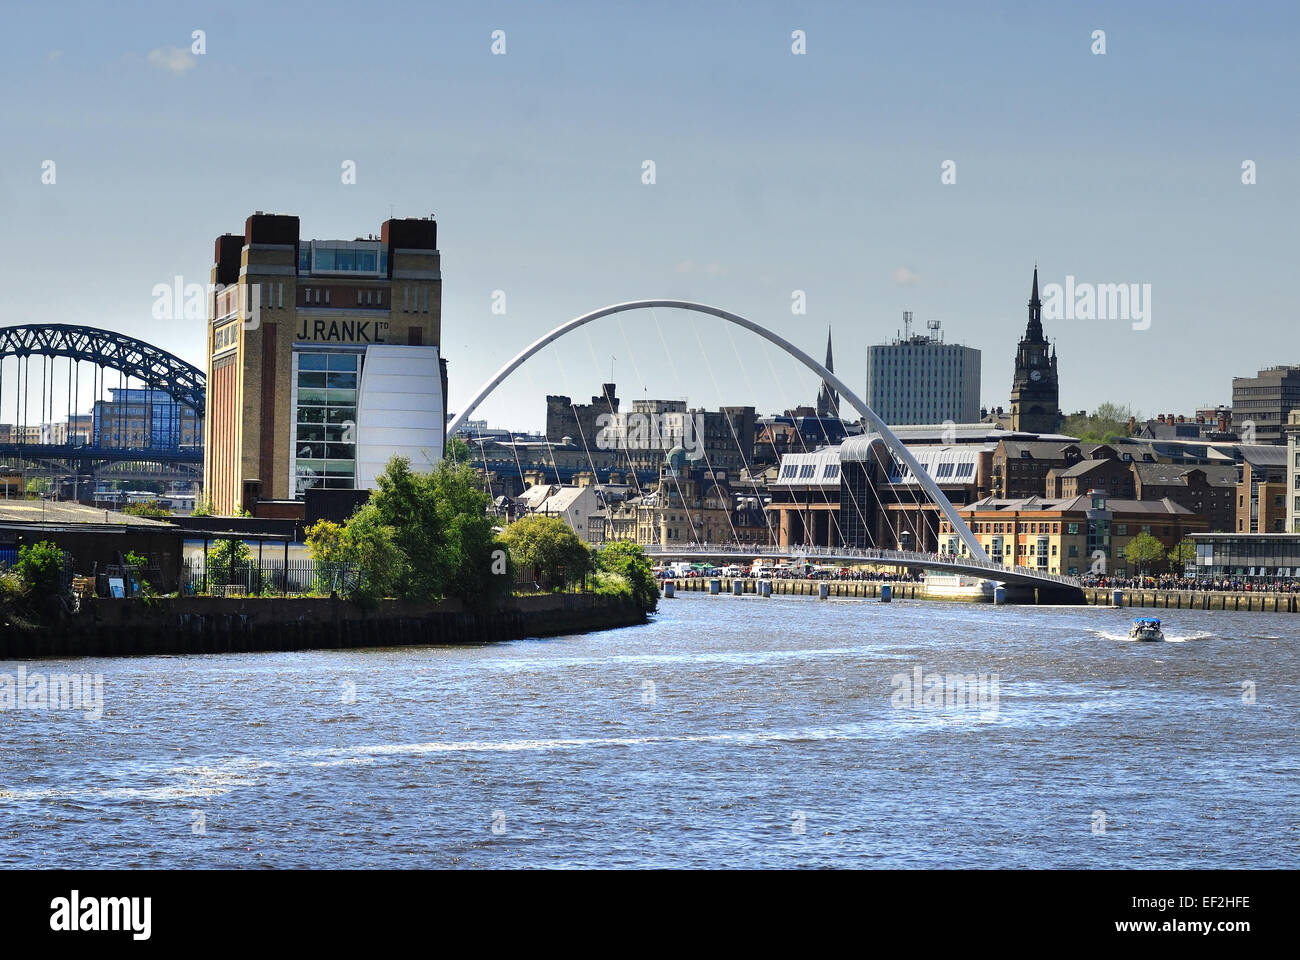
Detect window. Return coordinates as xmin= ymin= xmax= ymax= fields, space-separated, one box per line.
xmin=294 ymin=352 xmax=360 ymax=495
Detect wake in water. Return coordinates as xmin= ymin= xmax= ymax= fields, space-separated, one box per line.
xmin=1089 ymin=628 xmax=1214 ymax=643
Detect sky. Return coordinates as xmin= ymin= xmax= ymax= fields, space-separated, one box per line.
xmin=1 ymin=0 xmax=1296 ymax=433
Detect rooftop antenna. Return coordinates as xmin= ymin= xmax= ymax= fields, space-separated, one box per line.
xmin=903 ymin=311 xmax=913 ymax=340
xmin=928 ymin=319 xmax=942 ymax=342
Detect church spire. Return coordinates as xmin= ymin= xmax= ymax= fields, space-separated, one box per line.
xmin=1026 ymin=265 xmax=1044 ymax=342
xmin=816 ymin=325 xmax=839 ymax=417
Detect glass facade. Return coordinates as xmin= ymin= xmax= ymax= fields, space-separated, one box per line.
xmin=1194 ymin=535 xmax=1300 ymax=578
xmin=92 ymin=388 xmax=200 ymax=449
xmin=294 ymin=352 xmax=360 ymax=494
xmin=298 ymin=241 xmax=387 ymax=276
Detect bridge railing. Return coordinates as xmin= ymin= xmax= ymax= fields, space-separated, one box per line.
xmin=641 ymin=543 xmax=1080 ymax=588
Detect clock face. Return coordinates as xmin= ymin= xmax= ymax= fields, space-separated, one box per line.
xmin=1030 ymin=370 xmax=1042 ymax=382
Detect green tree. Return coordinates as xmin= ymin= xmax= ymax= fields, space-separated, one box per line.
xmin=1062 ymin=403 xmax=1138 ymax=444
xmin=445 ymin=437 xmax=471 ymax=463
xmin=594 ymin=540 xmax=659 ymax=613
xmin=305 ymin=513 xmax=406 ymax=602
xmin=1125 ymin=532 xmax=1165 ymax=576
xmin=500 ymin=514 xmax=593 ymax=590
xmin=1167 ymin=537 xmax=1197 ymax=573
xmin=343 ymin=505 xmax=407 ymax=601
xmin=424 ymin=462 xmax=511 ymax=607
xmin=15 ymin=541 xmax=67 ymax=600
xmin=206 ymin=537 xmax=253 ymax=589
xmin=363 ymin=456 xmax=512 ymax=608
xmin=367 ymin=456 xmax=447 ymax=599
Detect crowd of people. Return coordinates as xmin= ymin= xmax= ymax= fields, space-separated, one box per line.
xmin=1081 ymin=574 xmax=1300 ymax=593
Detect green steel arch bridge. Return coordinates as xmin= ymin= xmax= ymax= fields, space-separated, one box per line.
xmin=0 ymin=323 xmax=204 ymax=476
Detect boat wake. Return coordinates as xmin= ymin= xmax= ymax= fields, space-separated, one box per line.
xmin=1089 ymin=628 xmax=1213 ymax=643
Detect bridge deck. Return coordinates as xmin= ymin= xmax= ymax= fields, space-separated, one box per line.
xmin=642 ymin=545 xmax=1081 ymax=590
xmin=0 ymin=443 xmax=202 ymax=464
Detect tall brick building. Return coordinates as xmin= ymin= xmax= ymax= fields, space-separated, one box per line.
xmin=204 ymin=213 xmax=446 ymax=515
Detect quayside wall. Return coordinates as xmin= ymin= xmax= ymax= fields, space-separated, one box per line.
xmin=1082 ymin=588 xmax=1300 ymax=613
xmin=1 ymin=593 xmax=647 ymax=659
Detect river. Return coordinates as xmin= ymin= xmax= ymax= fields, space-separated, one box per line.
xmin=1 ymin=593 xmax=1295 ymax=868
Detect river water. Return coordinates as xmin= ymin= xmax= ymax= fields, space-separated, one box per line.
xmin=1 ymin=594 xmax=1296 ymax=868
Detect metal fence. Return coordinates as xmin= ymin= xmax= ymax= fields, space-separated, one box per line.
xmin=181 ymin=558 xmax=361 ymax=597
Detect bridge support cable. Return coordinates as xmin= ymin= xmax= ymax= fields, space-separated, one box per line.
xmin=689 ymin=317 xmax=780 ymax=550
xmin=761 ymin=344 xmax=858 ymax=550
xmin=607 ymin=312 xmax=659 ymax=503
xmin=654 ymin=308 xmax=743 ymax=548
xmin=547 ymin=340 xmax=605 ymax=492
xmin=641 ymin=310 xmax=701 ymax=545
xmin=647 ymin=307 xmax=716 ymax=546
xmin=720 ymin=322 xmax=866 ymax=552
xmin=507 ymin=433 xmax=528 ymax=496
xmin=821 ymin=385 xmax=922 ymax=557
xmin=822 ymin=381 xmax=933 ymax=557
xmin=564 ymin=323 xmax=659 ymax=541
xmin=736 ymin=332 xmax=807 ymax=548
xmin=519 ymin=354 xmax=565 ymax=487
xmin=585 ymin=324 xmax=648 ymax=506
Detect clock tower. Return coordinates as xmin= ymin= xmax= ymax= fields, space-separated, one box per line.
xmin=1010 ymin=267 xmax=1061 ymax=434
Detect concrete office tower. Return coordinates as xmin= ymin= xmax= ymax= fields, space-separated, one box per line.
xmin=866 ymin=313 xmax=981 ymax=425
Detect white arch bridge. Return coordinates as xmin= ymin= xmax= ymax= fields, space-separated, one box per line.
xmin=450 ymin=299 xmax=1083 ymax=600
xmin=641 ymin=544 xmax=1084 ymax=599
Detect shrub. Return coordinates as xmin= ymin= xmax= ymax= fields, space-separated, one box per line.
xmin=594 ymin=541 xmax=659 ymax=613
xmin=500 ymin=515 xmax=593 ymax=590
xmin=0 ymin=570 xmax=34 ymax=630
xmin=15 ymin=541 xmax=67 ymax=600
xmin=121 ymin=501 xmax=171 ymax=519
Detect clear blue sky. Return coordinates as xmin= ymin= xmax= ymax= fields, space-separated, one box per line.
xmin=1 ymin=0 xmax=1296 ymax=431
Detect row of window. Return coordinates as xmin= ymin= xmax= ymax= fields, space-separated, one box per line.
xmin=294 ymin=353 xmax=360 ymax=494
xmin=779 ymin=462 xmax=841 ymax=480
xmin=301 ymin=288 xmax=389 ymax=307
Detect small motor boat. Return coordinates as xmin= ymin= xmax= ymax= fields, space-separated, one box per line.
xmin=1129 ymin=617 xmax=1164 ymax=642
